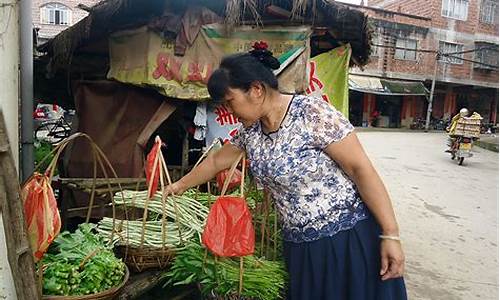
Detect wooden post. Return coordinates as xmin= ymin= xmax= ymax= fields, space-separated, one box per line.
xmin=0 ymin=111 xmax=41 ymax=300
xmin=180 ymin=134 xmax=189 ymax=176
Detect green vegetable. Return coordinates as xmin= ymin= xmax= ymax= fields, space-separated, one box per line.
xmin=96 ymin=190 xmax=209 ymax=249
xmin=37 ymin=224 xmax=126 ymax=296
xmin=163 ymin=242 xmax=287 ymax=300
xmin=34 ymin=140 xmax=54 ymax=172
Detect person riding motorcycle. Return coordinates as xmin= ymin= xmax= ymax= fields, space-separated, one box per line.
xmin=446 ymin=108 xmax=469 ymax=133
xmin=445 ymin=108 xmax=469 ymax=153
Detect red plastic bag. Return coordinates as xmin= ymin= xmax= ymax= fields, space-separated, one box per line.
xmin=21 ymin=173 xmax=61 ymax=262
xmin=202 ymin=195 xmax=255 ymax=257
xmin=145 ymin=137 xmax=162 ymax=198
xmin=216 ymin=168 xmax=242 ymax=192
xmin=203 ymin=153 xmax=254 ymax=257
xmin=215 ymin=140 xmax=242 ymax=192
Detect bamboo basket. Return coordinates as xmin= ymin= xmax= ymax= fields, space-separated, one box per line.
xmin=42 ymin=265 xmax=129 ymax=300
xmin=116 ymin=138 xmax=223 ymax=272
xmin=116 ymin=245 xmax=175 ymax=272
xmin=34 ymin=133 xmax=130 ymax=300
xmin=113 ymin=137 xmax=185 ymax=273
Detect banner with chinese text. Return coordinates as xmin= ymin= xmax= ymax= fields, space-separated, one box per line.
xmin=306 ymin=44 xmax=351 ymax=117
xmin=108 ymin=25 xmax=311 ymax=100
xmin=205 ymin=104 xmax=241 ymax=147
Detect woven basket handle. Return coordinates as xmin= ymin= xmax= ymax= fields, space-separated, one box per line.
xmin=32 ymin=133 xmax=122 ymax=243
xmin=220 ymin=152 xmax=245 ymax=197
xmin=193 ymin=138 xmax=221 ymax=169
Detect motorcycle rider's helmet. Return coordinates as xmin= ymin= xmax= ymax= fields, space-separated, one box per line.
xmin=459 ymin=108 xmax=469 ymax=117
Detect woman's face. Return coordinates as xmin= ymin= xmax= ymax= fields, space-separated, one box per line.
xmin=223 ymin=84 xmax=264 ymax=127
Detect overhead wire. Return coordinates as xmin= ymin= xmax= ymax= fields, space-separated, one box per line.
xmin=371 ymin=42 xmax=499 ymax=68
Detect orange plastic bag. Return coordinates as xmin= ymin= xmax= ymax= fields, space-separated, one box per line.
xmin=215 ymin=140 xmax=242 ymax=192
xmin=202 ymin=195 xmax=255 ymax=257
xmin=21 ymin=173 xmax=61 ymax=262
xmin=216 ymin=168 xmax=242 ymax=193
xmin=202 ymin=154 xmax=255 ymax=257
xmin=145 ymin=136 xmax=163 ymax=198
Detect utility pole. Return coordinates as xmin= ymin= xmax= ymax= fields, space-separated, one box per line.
xmin=20 ymin=0 xmax=34 ymax=181
xmin=425 ymin=51 xmax=441 ymax=131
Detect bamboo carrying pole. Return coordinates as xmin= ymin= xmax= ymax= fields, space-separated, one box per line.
xmin=0 ymin=111 xmax=41 ymax=300
xmin=238 ymin=157 xmax=246 ymax=296
xmin=218 ymin=153 xmax=247 ymax=296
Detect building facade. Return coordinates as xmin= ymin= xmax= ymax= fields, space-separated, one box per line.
xmin=33 ymin=0 xmax=99 ymax=44
xmin=349 ymin=0 xmax=499 ymax=128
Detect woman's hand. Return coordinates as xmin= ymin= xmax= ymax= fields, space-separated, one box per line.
xmin=166 ymin=180 xmax=187 ymax=196
xmin=380 ymin=239 xmax=405 ymax=280
xmin=163 ymin=143 xmax=244 ymax=197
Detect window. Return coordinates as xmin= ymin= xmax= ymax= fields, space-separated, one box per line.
xmin=474 ymin=42 xmax=499 ymax=69
xmin=394 ymin=38 xmax=417 ymax=60
xmin=371 ymin=34 xmax=383 ymax=57
xmin=442 ymin=0 xmax=469 ymax=20
xmin=40 ymin=3 xmax=71 ymax=25
xmin=439 ymin=41 xmax=464 ymax=64
xmin=480 ymin=0 xmax=499 ymax=24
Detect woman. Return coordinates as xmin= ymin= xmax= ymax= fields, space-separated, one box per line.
xmin=168 ymin=45 xmax=407 ymax=299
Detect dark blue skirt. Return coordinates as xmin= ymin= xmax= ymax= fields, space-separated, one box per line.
xmin=283 ymin=217 xmax=407 ymax=300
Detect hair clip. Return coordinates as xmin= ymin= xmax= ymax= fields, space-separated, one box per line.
xmin=252 ymin=41 xmax=269 ymax=51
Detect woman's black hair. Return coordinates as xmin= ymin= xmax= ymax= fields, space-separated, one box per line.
xmin=207 ymin=46 xmax=280 ymax=102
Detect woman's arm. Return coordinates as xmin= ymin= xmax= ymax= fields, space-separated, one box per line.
xmin=323 ymin=132 xmax=404 ymax=280
xmin=169 ymin=143 xmax=244 ymax=194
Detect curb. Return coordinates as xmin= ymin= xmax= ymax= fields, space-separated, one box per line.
xmin=354 ymin=127 xmax=446 ymax=133
xmin=474 ymin=140 xmax=499 ymax=153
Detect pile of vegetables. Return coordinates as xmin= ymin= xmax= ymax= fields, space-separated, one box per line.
xmin=163 ymin=242 xmax=287 ymax=300
xmin=96 ymin=190 xmax=209 ymax=248
xmin=183 ymin=188 xmax=257 ymax=209
xmin=160 ymin=186 xmax=287 ymax=299
xmin=34 ymin=140 xmax=54 ymax=172
xmin=38 ymin=224 xmax=126 ymax=296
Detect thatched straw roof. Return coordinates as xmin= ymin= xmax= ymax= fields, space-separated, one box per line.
xmin=39 ymin=0 xmax=372 ymax=75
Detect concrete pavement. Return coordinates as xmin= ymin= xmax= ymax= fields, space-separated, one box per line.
xmin=475 ymin=135 xmax=499 ymax=153
xmin=357 ymin=131 xmax=498 ymax=300
xmin=355 ymin=126 xmax=500 ymax=153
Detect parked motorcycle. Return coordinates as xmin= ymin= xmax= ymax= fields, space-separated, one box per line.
xmin=410 ymin=117 xmax=426 ymax=130
xmin=434 ymin=118 xmax=448 ymax=131
xmin=447 ymin=136 xmax=476 ymax=165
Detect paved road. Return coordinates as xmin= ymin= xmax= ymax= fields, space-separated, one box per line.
xmin=357 ymin=131 xmax=499 ymax=300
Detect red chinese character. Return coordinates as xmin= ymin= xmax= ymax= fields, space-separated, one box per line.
xmin=152 ymin=53 xmax=182 ymax=82
xmin=223 ymin=129 xmax=239 ymax=144
xmin=187 ymin=62 xmax=203 ymax=82
xmin=306 ymin=61 xmax=330 ymax=103
xmin=306 ymin=61 xmax=324 ymax=94
xmin=229 ymin=128 xmax=239 ymax=137
xmin=202 ymin=64 xmax=213 ymax=84
xmin=214 ymin=105 xmax=239 ymax=126
xmin=187 ymin=62 xmax=213 ymax=83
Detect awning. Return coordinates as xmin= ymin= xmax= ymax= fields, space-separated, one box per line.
xmin=349 ymin=75 xmax=429 ymax=96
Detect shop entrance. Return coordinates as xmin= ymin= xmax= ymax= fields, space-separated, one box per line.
xmin=348 ymin=91 xmax=364 ymax=126
xmin=375 ymin=95 xmax=402 ymax=128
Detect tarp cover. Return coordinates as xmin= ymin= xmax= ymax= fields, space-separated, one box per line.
xmin=108 ymin=24 xmax=311 ymax=100
xmin=68 ymin=80 xmax=176 ymax=179
xmin=306 ymin=45 xmax=352 ymax=116
xmin=349 ymin=75 xmax=429 ymax=96
xmin=381 ymin=79 xmax=429 ymax=96
xmin=63 ymin=81 xmax=176 ymax=218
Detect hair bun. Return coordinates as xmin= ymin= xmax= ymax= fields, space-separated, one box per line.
xmin=249 ymin=41 xmax=280 ymax=70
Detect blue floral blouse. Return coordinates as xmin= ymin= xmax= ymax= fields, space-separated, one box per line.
xmin=230 ymin=95 xmax=369 ymax=243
